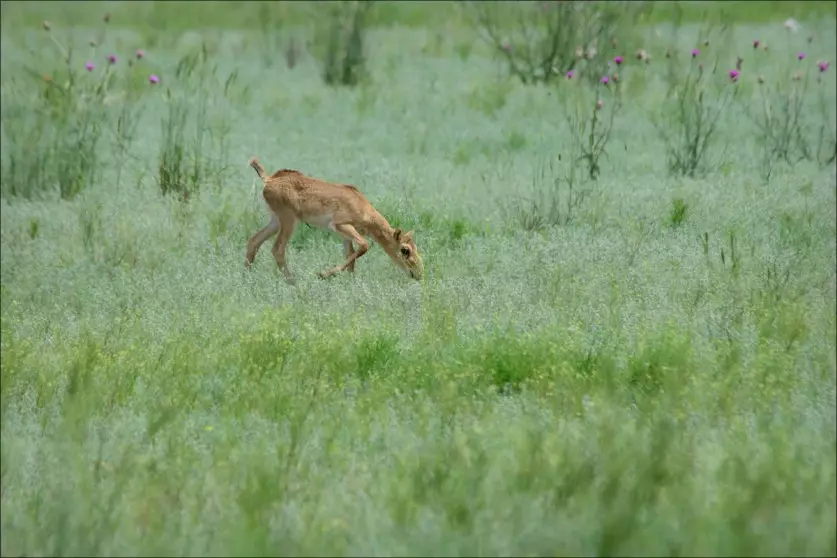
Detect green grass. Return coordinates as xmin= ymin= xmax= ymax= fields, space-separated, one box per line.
xmin=2 ymin=1 xmax=837 ymax=556
xmin=3 ymin=0 xmax=836 ymax=31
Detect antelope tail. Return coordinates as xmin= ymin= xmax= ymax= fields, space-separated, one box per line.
xmin=248 ymin=157 xmax=268 ymax=181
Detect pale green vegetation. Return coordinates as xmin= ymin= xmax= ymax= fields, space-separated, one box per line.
xmin=1 ymin=1 xmax=836 ymax=556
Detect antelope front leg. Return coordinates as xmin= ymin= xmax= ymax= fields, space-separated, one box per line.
xmin=245 ymin=214 xmax=280 ymax=270
xmin=319 ymin=224 xmax=367 ymax=279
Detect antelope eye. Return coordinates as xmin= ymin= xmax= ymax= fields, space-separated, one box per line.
xmin=400 ymin=246 xmax=411 ymax=257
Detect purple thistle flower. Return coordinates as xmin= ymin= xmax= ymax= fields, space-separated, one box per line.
xmin=600 ymin=75 xmax=609 ymax=85
xmin=107 ymin=54 xmax=117 ymax=65
xmin=753 ymin=39 xmax=760 ymax=49
xmin=566 ymin=70 xmax=575 ymax=79
xmin=691 ymin=48 xmax=700 ymax=58
xmin=85 ymin=61 xmax=95 ymax=72
xmin=818 ymin=61 xmax=829 ymax=72
xmin=614 ymin=55 xmax=623 ymax=65
xmin=149 ymin=74 xmax=160 ymax=84
xmin=728 ymin=69 xmax=740 ymax=81
xmin=136 ymin=49 xmax=145 ymax=59
xmin=798 ymin=52 xmax=806 ymax=60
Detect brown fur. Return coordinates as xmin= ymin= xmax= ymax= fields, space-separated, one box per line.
xmin=245 ymin=156 xmax=424 ymax=283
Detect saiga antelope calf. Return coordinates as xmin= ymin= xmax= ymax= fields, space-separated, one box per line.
xmin=245 ymin=157 xmax=424 ymax=284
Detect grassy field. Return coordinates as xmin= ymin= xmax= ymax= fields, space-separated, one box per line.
xmin=1 ymin=1 xmax=836 ymax=556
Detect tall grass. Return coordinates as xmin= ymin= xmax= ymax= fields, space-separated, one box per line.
xmin=156 ymin=45 xmax=242 ymax=200
xmin=0 ymin=25 xmax=111 ymax=200
xmin=1 ymin=2 xmax=836 ymax=556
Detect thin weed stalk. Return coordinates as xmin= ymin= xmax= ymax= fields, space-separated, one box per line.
xmin=566 ymin=71 xmax=624 ymax=181
xmin=655 ymin=50 xmax=740 ymax=177
xmin=814 ymin=66 xmax=836 ymax=166
xmin=747 ymin=62 xmax=813 ymax=184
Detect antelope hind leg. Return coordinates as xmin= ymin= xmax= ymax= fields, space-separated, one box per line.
xmin=343 ymin=239 xmax=356 ymax=273
xmin=245 ymin=214 xmax=280 ymax=270
xmin=271 ymin=213 xmax=298 ymax=284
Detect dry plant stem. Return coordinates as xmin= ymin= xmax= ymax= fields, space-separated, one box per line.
xmin=657 ymin=57 xmax=738 ymax=177
xmin=245 ymin=157 xmax=424 ymax=283
xmin=816 ymin=82 xmax=837 ymax=165
xmin=814 ymin=81 xmax=835 ymax=165
xmin=747 ymin=69 xmax=818 ymax=182
xmin=756 ymin=74 xmax=810 ymax=164
xmin=567 ymin=93 xmax=621 ymax=181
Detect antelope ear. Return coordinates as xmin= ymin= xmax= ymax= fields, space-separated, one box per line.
xmin=402 ymin=230 xmax=414 ymax=243
xmin=393 ymin=228 xmax=402 ymax=242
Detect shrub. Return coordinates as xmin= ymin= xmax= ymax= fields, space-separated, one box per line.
xmin=313 ymin=1 xmax=374 ymax=87
xmin=463 ymin=0 xmax=650 ymax=86
xmin=654 ymin=19 xmax=741 ymax=177
xmin=745 ymin=46 xmax=821 ymax=182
